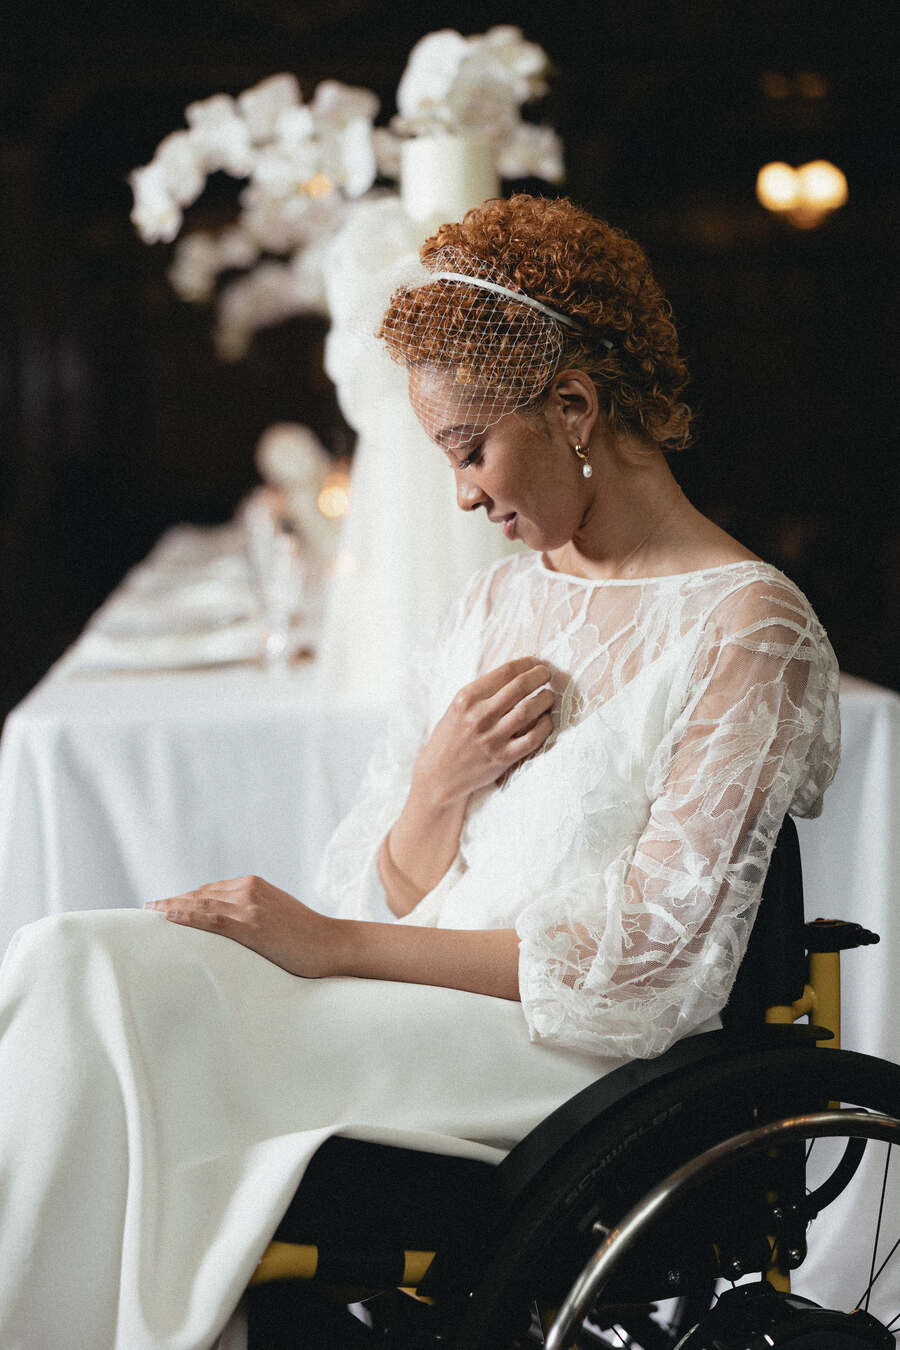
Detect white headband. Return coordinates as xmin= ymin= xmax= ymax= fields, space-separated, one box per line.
xmin=430 ymin=270 xmax=614 ymax=350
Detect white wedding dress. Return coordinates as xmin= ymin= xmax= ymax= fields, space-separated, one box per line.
xmin=0 ymin=555 xmax=840 ymax=1350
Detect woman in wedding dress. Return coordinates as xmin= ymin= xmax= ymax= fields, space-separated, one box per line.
xmin=0 ymin=195 xmax=840 ymax=1350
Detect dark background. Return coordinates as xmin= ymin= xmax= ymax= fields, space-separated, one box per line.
xmin=2 ymin=0 xmax=897 ymax=721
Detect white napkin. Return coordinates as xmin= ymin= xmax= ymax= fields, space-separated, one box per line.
xmin=95 ymin=579 xmax=254 ymax=639
xmin=64 ymin=621 xmax=266 ymax=672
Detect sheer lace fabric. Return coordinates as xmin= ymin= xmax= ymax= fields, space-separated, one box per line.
xmin=317 ymin=555 xmax=840 ymax=1059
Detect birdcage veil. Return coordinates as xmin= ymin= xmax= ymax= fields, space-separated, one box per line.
xmin=375 ymin=244 xmax=592 ymax=446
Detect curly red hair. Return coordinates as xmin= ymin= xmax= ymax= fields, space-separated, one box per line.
xmin=378 ymin=194 xmax=692 ymax=451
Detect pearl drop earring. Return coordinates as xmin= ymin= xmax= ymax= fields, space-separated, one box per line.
xmin=572 ymin=440 xmax=592 ymax=478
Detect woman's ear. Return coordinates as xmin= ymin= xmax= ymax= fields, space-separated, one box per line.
xmin=544 ymin=369 xmax=600 ymax=446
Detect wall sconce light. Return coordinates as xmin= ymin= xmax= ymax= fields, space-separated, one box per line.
xmin=756 ymin=160 xmax=848 ymax=229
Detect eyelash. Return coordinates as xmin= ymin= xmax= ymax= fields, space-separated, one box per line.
xmin=459 ymin=446 xmax=482 ymax=469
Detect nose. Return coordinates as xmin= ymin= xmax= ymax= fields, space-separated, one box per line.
xmin=455 ymin=474 xmax=489 ymax=513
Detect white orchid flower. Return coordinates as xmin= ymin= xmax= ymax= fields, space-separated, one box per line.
xmin=273 ymin=105 xmax=316 ymax=150
xmin=237 ymin=73 xmax=301 ymax=143
xmin=215 ymin=262 xmax=289 ymax=359
xmin=251 ymin=141 xmax=321 ymax=197
xmin=496 ymin=123 xmax=565 ymax=183
xmin=396 ymin=29 xmax=470 ymax=122
xmin=310 ymin=80 xmax=379 ymax=131
xmin=128 ymin=162 xmax=182 ymax=244
xmin=185 ymin=94 xmax=254 ymax=177
xmin=393 ymin=26 xmax=553 ymax=141
xmin=153 ymin=131 xmax=206 ymax=207
xmin=287 ymin=239 xmax=331 ymax=311
xmin=214 ymin=253 xmax=329 ymax=360
xmin=444 ymin=54 xmax=521 ymax=136
xmin=477 ymin=26 xmax=549 ymax=98
xmin=167 ymin=231 xmax=221 ymax=301
xmin=168 ymin=223 xmax=262 ymax=303
xmin=217 ymin=224 xmax=260 ymax=270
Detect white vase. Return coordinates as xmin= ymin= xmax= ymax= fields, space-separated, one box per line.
xmin=316 ymin=138 xmax=515 ymax=703
xmin=401 ymin=133 xmax=500 ymax=233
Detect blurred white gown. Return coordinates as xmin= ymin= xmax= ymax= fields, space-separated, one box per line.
xmin=317 ymin=193 xmax=517 ymax=700
xmin=0 ymin=555 xmax=839 ymax=1349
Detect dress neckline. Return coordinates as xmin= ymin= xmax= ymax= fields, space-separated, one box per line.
xmin=535 ymin=554 xmax=770 ymax=588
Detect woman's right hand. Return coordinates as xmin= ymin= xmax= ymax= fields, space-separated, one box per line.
xmin=411 ymin=658 xmax=554 ymax=810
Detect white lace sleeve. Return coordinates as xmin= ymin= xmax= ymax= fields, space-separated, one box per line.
xmin=515 ymin=578 xmax=841 ymax=1058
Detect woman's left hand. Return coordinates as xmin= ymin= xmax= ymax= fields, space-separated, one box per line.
xmin=144 ymin=877 xmax=340 ymax=978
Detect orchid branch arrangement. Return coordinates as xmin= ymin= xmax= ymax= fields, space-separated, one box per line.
xmin=130 ymin=26 xmax=564 ymax=360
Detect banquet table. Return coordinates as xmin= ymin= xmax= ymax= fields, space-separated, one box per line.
xmin=1 ymin=530 xmax=898 ymax=1074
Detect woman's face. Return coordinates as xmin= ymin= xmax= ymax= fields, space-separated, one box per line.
xmin=408 ymin=367 xmax=592 ymax=552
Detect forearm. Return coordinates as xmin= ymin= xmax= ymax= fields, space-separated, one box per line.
xmin=378 ymin=781 xmax=468 ymax=918
xmin=333 ymin=920 xmax=521 ymax=1001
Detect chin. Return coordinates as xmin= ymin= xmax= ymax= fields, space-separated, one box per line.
xmin=531 ymin=526 xmax=571 ymax=552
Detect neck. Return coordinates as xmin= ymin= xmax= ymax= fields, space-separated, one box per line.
xmin=552 ymin=433 xmax=688 ymax=580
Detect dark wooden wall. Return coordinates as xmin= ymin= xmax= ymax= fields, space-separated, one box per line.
xmin=2 ymin=0 xmax=897 ymax=718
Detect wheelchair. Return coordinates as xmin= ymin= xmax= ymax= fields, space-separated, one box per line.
xmin=246 ymin=817 xmax=900 ymax=1348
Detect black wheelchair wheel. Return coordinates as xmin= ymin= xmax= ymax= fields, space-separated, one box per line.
xmin=547 ymin=1109 xmax=900 ymax=1349
xmin=445 ymin=1046 xmax=900 ymax=1350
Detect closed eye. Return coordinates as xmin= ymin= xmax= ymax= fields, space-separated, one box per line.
xmin=459 ymin=446 xmax=482 ymax=470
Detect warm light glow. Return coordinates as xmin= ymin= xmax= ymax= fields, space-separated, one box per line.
xmin=302 ymin=173 xmax=335 ymax=199
xmin=756 ymin=162 xmax=800 ymax=211
xmin=795 ymin=71 xmax=830 ymax=99
xmin=756 ymin=159 xmax=848 ymax=228
xmin=317 ymin=469 xmax=351 ymax=519
xmin=760 ymin=71 xmax=791 ymax=100
xmin=796 ymin=160 xmax=848 ymax=210
xmin=760 ymin=71 xmax=830 ymax=101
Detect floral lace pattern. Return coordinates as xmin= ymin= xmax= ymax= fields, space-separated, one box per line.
xmin=316 ymin=554 xmax=840 ymax=1058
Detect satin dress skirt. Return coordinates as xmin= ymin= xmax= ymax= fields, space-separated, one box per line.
xmin=0 ymin=910 xmax=616 ymax=1350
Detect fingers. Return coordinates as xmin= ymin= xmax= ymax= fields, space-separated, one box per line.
xmin=145 ymin=892 xmax=229 ymax=930
xmin=457 ymin=658 xmax=548 ymax=711
xmin=498 ymin=684 xmax=555 ymax=740
xmin=144 ymin=877 xmax=258 ymax=931
xmin=457 ymin=661 xmax=550 ymax=725
xmin=505 ymin=711 xmax=554 ymax=763
xmin=489 ymin=664 xmax=551 ymax=722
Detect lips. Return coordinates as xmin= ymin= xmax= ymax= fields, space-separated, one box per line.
xmin=487 ymin=510 xmax=518 ymax=539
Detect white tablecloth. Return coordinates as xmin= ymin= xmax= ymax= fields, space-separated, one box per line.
xmin=0 ymin=662 xmax=385 ymax=947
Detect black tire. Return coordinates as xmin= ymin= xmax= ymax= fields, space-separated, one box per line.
xmin=446 ymin=1046 xmax=900 ymax=1350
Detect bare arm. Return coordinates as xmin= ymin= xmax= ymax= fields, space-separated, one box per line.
xmin=378 ymin=658 xmax=554 ymax=917
xmin=335 ymin=920 xmax=521 ymax=999
xmin=377 ymin=795 xmax=468 ymax=918
xmin=146 ymin=878 xmax=521 ymax=1000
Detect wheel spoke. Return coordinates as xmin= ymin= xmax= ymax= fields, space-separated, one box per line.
xmin=855 ymin=1141 xmax=893 ymax=1311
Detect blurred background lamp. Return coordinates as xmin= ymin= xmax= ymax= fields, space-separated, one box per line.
xmin=797 ymin=160 xmax=848 ymax=210
xmin=756 ymin=161 xmax=801 ymax=211
xmin=756 ymin=159 xmax=848 ymax=228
